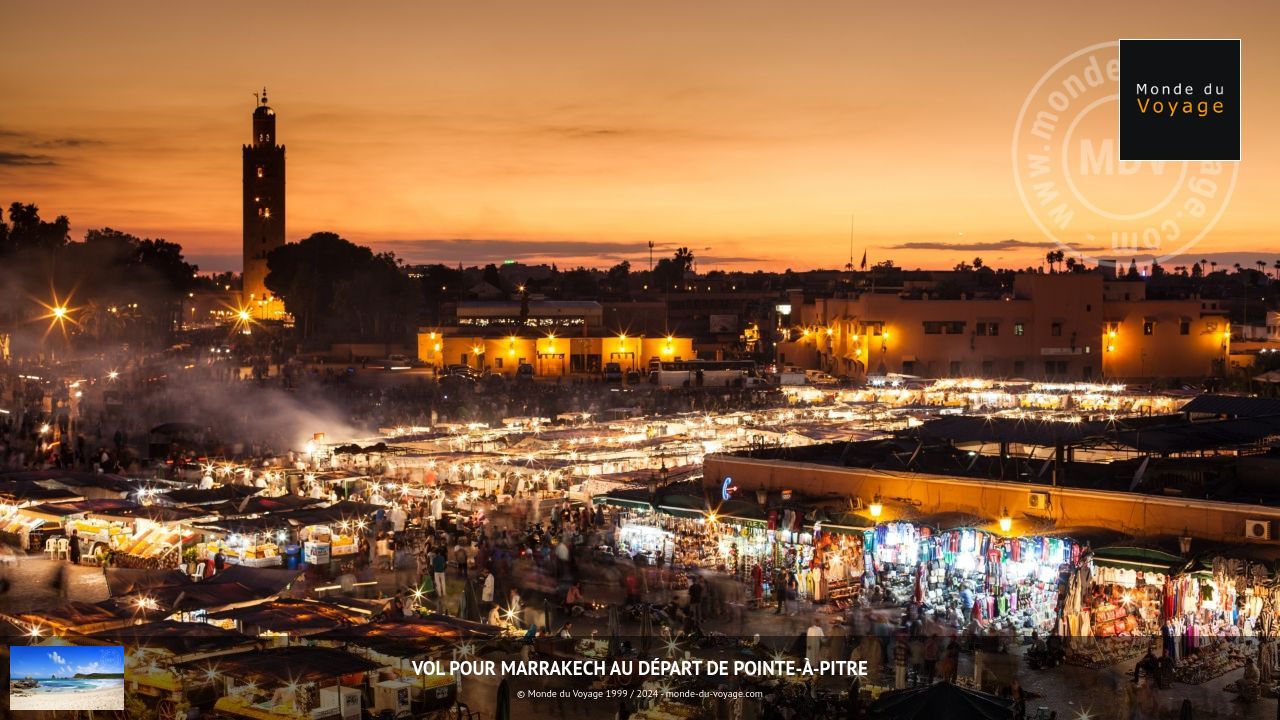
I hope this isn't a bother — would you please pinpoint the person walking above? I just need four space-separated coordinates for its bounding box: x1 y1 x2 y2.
893 632 909 689
481 568 496 613
67 530 81 565
687 575 704 624
806 619 827 664
432 548 449 600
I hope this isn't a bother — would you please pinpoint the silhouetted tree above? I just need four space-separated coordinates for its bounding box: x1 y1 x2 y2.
653 248 695 290
266 232 419 342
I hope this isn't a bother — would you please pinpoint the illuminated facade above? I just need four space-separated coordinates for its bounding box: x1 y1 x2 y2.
780 273 1229 381
417 330 694 376
241 88 287 319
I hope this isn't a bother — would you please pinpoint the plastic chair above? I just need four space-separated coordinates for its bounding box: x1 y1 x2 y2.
44 537 58 559
55 537 70 560
192 563 206 580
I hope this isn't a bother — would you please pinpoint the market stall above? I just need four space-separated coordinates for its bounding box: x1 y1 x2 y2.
87 505 210 569
182 646 380 720
311 614 508 716
863 522 1076 637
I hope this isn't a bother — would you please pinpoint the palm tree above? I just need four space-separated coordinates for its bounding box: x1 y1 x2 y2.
1256 260 1267 274
1273 260 1280 280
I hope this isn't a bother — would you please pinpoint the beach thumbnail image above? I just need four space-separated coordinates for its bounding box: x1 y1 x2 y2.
9 645 125 711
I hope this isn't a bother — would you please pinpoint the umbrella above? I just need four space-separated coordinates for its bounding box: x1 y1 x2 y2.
607 603 621 657
867 681 1012 720
496 677 512 720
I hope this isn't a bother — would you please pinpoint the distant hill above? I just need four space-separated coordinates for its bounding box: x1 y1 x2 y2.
73 673 124 679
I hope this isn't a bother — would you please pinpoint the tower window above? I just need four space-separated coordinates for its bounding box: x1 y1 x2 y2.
257 167 264 178
263 207 271 219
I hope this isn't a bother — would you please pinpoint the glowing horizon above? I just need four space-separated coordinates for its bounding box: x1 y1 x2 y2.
2 1 1277 273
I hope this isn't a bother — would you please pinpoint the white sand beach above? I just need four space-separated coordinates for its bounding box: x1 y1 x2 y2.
10 681 125 711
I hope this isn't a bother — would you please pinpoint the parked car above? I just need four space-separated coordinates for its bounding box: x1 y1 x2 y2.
516 363 535 382
603 362 623 383
443 364 481 380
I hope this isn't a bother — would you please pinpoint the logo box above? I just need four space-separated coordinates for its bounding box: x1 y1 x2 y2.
1119 39 1241 161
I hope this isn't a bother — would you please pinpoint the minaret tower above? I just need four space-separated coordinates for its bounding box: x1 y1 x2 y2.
242 87 286 317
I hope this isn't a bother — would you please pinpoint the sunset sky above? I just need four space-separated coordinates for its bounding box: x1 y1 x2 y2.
1 1 1277 273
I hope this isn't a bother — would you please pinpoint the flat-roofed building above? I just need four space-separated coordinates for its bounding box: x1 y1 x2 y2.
778 272 1228 381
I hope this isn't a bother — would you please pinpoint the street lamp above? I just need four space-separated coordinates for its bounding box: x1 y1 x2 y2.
999 508 1013 534
868 493 883 519
1179 528 1193 556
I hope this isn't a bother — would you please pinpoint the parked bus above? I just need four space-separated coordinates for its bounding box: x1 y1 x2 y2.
648 359 763 388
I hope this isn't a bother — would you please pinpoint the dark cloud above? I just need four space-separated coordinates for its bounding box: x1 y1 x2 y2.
885 238 1108 253
370 238 761 267
0 151 56 166
34 137 103 149
542 125 629 139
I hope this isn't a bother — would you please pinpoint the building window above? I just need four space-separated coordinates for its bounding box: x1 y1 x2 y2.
1143 321 1154 336
494 358 504 369
1179 319 1190 335
949 360 961 375
902 361 915 375
975 322 999 337
1085 304 1092 312
981 360 994 375
1013 360 1025 376
1014 323 1025 336
1051 322 1063 337
925 321 966 334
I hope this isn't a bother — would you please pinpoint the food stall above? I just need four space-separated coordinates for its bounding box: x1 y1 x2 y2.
86 505 210 569
187 646 380 720
199 533 285 568
0 482 83 550
299 522 360 566
192 516 289 569
312 614 507 716
16 499 144 561
89 620 257 720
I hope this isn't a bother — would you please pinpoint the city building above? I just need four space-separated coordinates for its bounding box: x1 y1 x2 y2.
778 272 1230 381
704 394 1280 545
417 332 693 376
241 88 287 319
417 300 693 376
